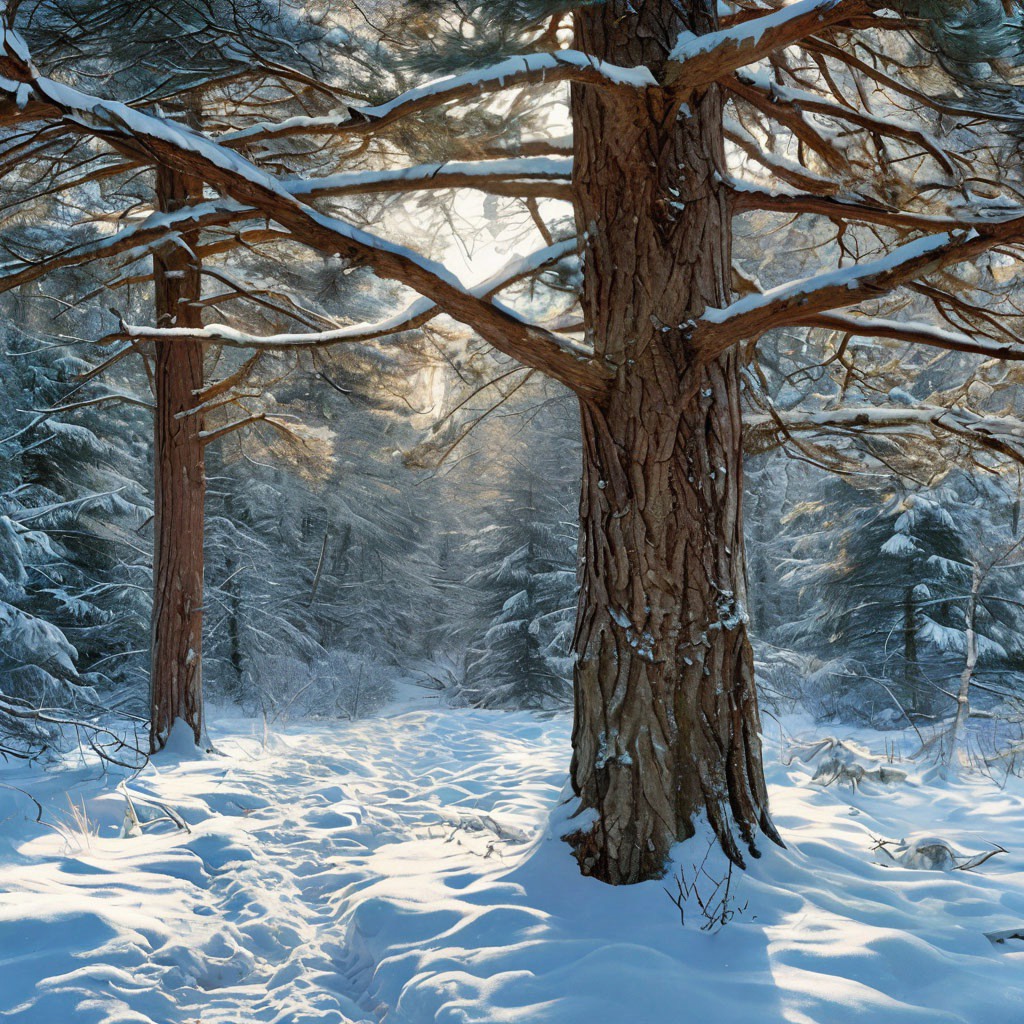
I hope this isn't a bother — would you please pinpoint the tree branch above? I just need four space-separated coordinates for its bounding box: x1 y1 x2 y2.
665 0 874 92
116 239 579 352
796 312 1024 362
746 405 1024 465
693 223 1024 358
0 33 610 401
223 51 656 145
729 180 1013 232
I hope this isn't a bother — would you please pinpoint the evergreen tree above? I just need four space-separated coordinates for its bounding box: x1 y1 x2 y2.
774 475 1024 723
0 284 150 750
465 479 574 709
13 0 1024 881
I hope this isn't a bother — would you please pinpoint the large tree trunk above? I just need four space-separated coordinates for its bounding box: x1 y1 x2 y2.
150 165 206 751
565 0 780 884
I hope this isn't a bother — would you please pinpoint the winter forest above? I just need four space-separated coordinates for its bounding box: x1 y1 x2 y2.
4 0 1024 1020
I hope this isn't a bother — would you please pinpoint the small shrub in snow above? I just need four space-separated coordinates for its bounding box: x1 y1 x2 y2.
785 736 907 788
873 835 1006 872
249 651 394 722
664 839 749 933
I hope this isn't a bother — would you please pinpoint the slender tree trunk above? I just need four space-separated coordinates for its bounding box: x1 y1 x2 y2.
947 563 981 765
903 584 922 710
150 165 206 751
227 552 245 696
221 486 247 699
565 0 780 884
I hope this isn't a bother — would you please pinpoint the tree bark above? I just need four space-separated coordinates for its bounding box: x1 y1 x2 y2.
565 0 780 884
150 165 206 751
903 583 922 710
946 563 981 765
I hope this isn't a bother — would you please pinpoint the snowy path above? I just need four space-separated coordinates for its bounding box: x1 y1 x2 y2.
0 710 567 1024
2 708 1024 1023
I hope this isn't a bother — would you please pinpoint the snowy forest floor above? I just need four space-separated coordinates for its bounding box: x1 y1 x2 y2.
2 699 1024 1023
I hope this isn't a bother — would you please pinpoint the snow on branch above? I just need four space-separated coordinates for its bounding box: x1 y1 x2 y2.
226 52 655 145
727 71 959 176
0 156 569 296
0 158 573 295
286 157 573 202
665 0 874 92
693 223 1024 357
746 405 1024 465
116 239 579 353
796 312 1024 363
728 181 1023 232
0 31 610 401
358 53 657 116
0 201 246 294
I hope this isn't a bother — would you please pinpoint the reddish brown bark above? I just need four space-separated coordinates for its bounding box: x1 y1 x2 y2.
565 0 781 884
150 165 206 751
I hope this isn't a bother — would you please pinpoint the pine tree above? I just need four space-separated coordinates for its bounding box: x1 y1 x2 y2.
13 0 1024 881
0 285 151 751
465 479 574 709
774 475 1024 724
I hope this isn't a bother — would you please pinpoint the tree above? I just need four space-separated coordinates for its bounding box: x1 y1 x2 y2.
0 0 379 749
0 282 151 753
12 1 1024 882
464 478 575 711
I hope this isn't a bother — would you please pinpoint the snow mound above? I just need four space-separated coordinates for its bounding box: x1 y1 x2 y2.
786 735 909 787
874 834 1006 872
2 710 1024 1023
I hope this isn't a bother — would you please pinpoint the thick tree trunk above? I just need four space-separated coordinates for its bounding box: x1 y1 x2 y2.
150 165 206 751
565 0 780 883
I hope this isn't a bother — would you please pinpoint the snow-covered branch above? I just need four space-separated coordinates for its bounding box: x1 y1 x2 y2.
287 158 573 201
0 158 571 295
225 52 655 145
797 313 1024 363
665 0 874 92
116 239 579 353
729 182 1019 232
727 71 959 176
694 224 1024 357
746 405 1024 464
0 30 610 401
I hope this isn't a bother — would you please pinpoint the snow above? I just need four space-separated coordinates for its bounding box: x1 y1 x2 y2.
0 61 597 362
669 0 843 63
3 702 1024 1023
124 238 581 353
0 22 32 64
738 68 937 148
226 52 651 143
357 53 656 120
159 717 205 758
286 157 573 197
702 232 964 326
0 71 491 302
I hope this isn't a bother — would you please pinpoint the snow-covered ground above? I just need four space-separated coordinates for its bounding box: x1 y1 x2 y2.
2 702 1023 1023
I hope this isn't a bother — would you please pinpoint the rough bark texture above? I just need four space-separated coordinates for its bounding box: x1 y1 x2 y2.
566 0 780 884
150 165 206 751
